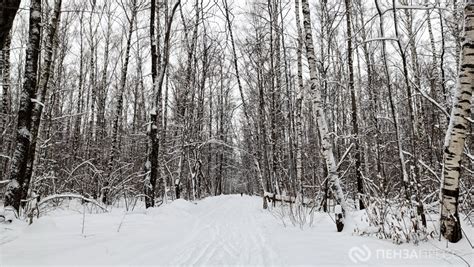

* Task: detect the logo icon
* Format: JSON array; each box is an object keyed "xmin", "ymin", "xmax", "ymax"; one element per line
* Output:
[{"xmin": 348, "ymin": 245, "xmax": 371, "ymax": 263}]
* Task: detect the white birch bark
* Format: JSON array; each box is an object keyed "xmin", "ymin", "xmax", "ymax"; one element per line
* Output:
[
  {"xmin": 440, "ymin": 0, "xmax": 474, "ymax": 243},
  {"xmin": 300, "ymin": 0, "xmax": 348, "ymax": 215}
]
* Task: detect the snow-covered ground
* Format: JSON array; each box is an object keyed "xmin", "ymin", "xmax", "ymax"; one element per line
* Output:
[{"xmin": 1, "ymin": 195, "xmax": 472, "ymax": 266}]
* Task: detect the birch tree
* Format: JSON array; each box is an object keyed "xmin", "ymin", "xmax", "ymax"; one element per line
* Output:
[
  {"xmin": 300, "ymin": 0, "xmax": 348, "ymax": 223},
  {"xmin": 440, "ymin": 0, "xmax": 474, "ymax": 243},
  {"xmin": 24, "ymin": 0, "xmax": 62, "ymax": 204},
  {"xmin": 4, "ymin": 0, "xmax": 42, "ymax": 212}
]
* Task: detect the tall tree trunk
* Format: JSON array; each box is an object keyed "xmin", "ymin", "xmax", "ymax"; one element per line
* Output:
[
  {"xmin": 87, "ymin": 0, "xmax": 97, "ymax": 157},
  {"xmin": 374, "ymin": 0, "xmax": 409, "ymax": 196},
  {"xmin": 453, "ymin": 0, "xmax": 462, "ymax": 76},
  {"xmin": 223, "ymin": 0, "xmax": 248, "ymax": 123},
  {"xmin": 294, "ymin": 0, "xmax": 304, "ymax": 200},
  {"xmin": 426, "ymin": 0, "xmax": 445, "ymax": 165},
  {"xmin": 270, "ymin": 0, "xmax": 282, "ymax": 195},
  {"xmin": 345, "ymin": 0, "xmax": 364, "ymax": 210},
  {"xmin": 110, "ymin": 0, "xmax": 137, "ymax": 174},
  {"xmin": 4, "ymin": 0, "xmax": 42, "ymax": 212},
  {"xmin": 301, "ymin": 0, "xmax": 348, "ymax": 221},
  {"xmin": 438, "ymin": 8, "xmax": 448, "ymax": 103},
  {"xmin": 278, "ymin": 0, "xmax": 295, "ymax": 196},
  {"xmin": 145, "ymin": 0, "xmax": 180, "ymax": 208},
  {"xmin": 176, "ymin": 0, "xmax": 199, "ymax": 200},
  {"xmin": 356, "ymin": 0, "xmax": 384, "ymax": 182},
  {"xmin": 97, "ymin": 5, "xmax": 113, "ymax": 144},
  {"xmin": 440, "ymin": 1, "xmax": 473, "ymax": 243},
  {"xmin": 73, "ymin": 11, "xmax": 85, "ymax": 162},
  {"xmin": 255, "ymin": 28, "xmax": 271, "ymax": 198},
  {"xmin": 396, "ymin": 1, "xmax": 428, "ymax": 229},
  {"xmin": 0, "ymin": 32, "xmax": 11, "ymax": 179},
  {"xmin": 145, "ymin": 0, "xmax": 159, "ymax": 209},
  {"xmin": 24, "ymin": 0, "xmax": 62, "ymax": 200}
]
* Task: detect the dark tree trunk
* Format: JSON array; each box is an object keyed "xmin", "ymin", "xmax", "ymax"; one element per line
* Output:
[
  {"xmin": 0, "ymin": 0, "xmax": 20, "ymax": 50},
  {"xmin": 145, "ymin": 0, "xmax": 180, "ymax": 208},
  {"xmin": 24, "ymin": 0, "xmax": 62, "ymax": 205},
  {"xmin": 4, "ymin": 0, "xmax": 42, "ymax": 213},
  {"xmin": 345, "ymin": 0, "xmax": 364, "ymax": 210},
  {"xmin": 0, "ymin": 32, "xmax": 11, "ymax": 180},
  {"xmin": 145, "ymin": 0, "xmax": 158, "ymax": 209}
]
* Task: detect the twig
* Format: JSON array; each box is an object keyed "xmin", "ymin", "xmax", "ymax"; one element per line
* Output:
[{"xmin": 38, "ymin": 193, "xmax": 108, "ymax": 212}]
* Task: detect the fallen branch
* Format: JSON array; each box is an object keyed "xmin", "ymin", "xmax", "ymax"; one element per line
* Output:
[{"xmin": 263, "ymin": 192, "xmax": 313, "ymax": 205}]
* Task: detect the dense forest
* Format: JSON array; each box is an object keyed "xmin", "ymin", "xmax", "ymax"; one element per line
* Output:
[{"xmin": 0, "ymin": 0, "xmax": 472, "ymax": 246}]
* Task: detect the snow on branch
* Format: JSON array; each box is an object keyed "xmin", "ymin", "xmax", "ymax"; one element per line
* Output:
[
  {"xmin": 411, "ymin": 77, "xmax": 474, "ymax": 125},
  {"xmin": 0, "ymin": 154, "xmax": 11, "ymax": 160},
  {"xmin": 263, "ymin": 192, "xmax": 313, "ymax": 205},
  {"xmin": 30, "ymin": 98, "xmax": 45, "ymax": 108},
  {"xmin": 394, "ymin": 4, "xmax": 436, "ymax": 10},
  {"xmin": 402, "ymin": 150, "xmax": 440, "ymax": 182},
  {"xmin": 465, "ymin": 152, "xmax": 474, "ymax": 162},
  {"xmin": 361, "ymin": 37, "xmax": 399, "ymax": 44},
  {"xmin": 37, "ymin": 193, "xmax": 108, "ymax": 212},
  {"xmin": 336, "ymin": 143, "xmax": 354, "ymax": 170},
  {"xmin": 60, "ymin": 159, "xmax": 102, "ymax": 192}
]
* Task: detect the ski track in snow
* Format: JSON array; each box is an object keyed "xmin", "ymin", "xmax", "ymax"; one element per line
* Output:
[
  {"xmin": 170, "ymin": 197, "xmax": 279, "ymax": 265},
  {"xmin": 1, "ymin": 195, "xmax": 472, "ymax": 266}
]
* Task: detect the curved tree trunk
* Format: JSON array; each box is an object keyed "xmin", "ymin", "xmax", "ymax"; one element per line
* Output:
[
  {"xmin": 300, "ymin": 0, "xmax": 348, "ymax": 225},
  {"xmin": 440, "ymin": 1, "xmax": 474, "ymax": 243}
]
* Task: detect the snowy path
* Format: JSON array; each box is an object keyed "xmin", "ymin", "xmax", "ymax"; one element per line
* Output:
[
  {"xmin": 1, "ymin": 195, "xmax": 472, "ymax": 266},
  {"xmin": 167, "ymin": 197, "xmax": 279, "ymax": 265}
]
